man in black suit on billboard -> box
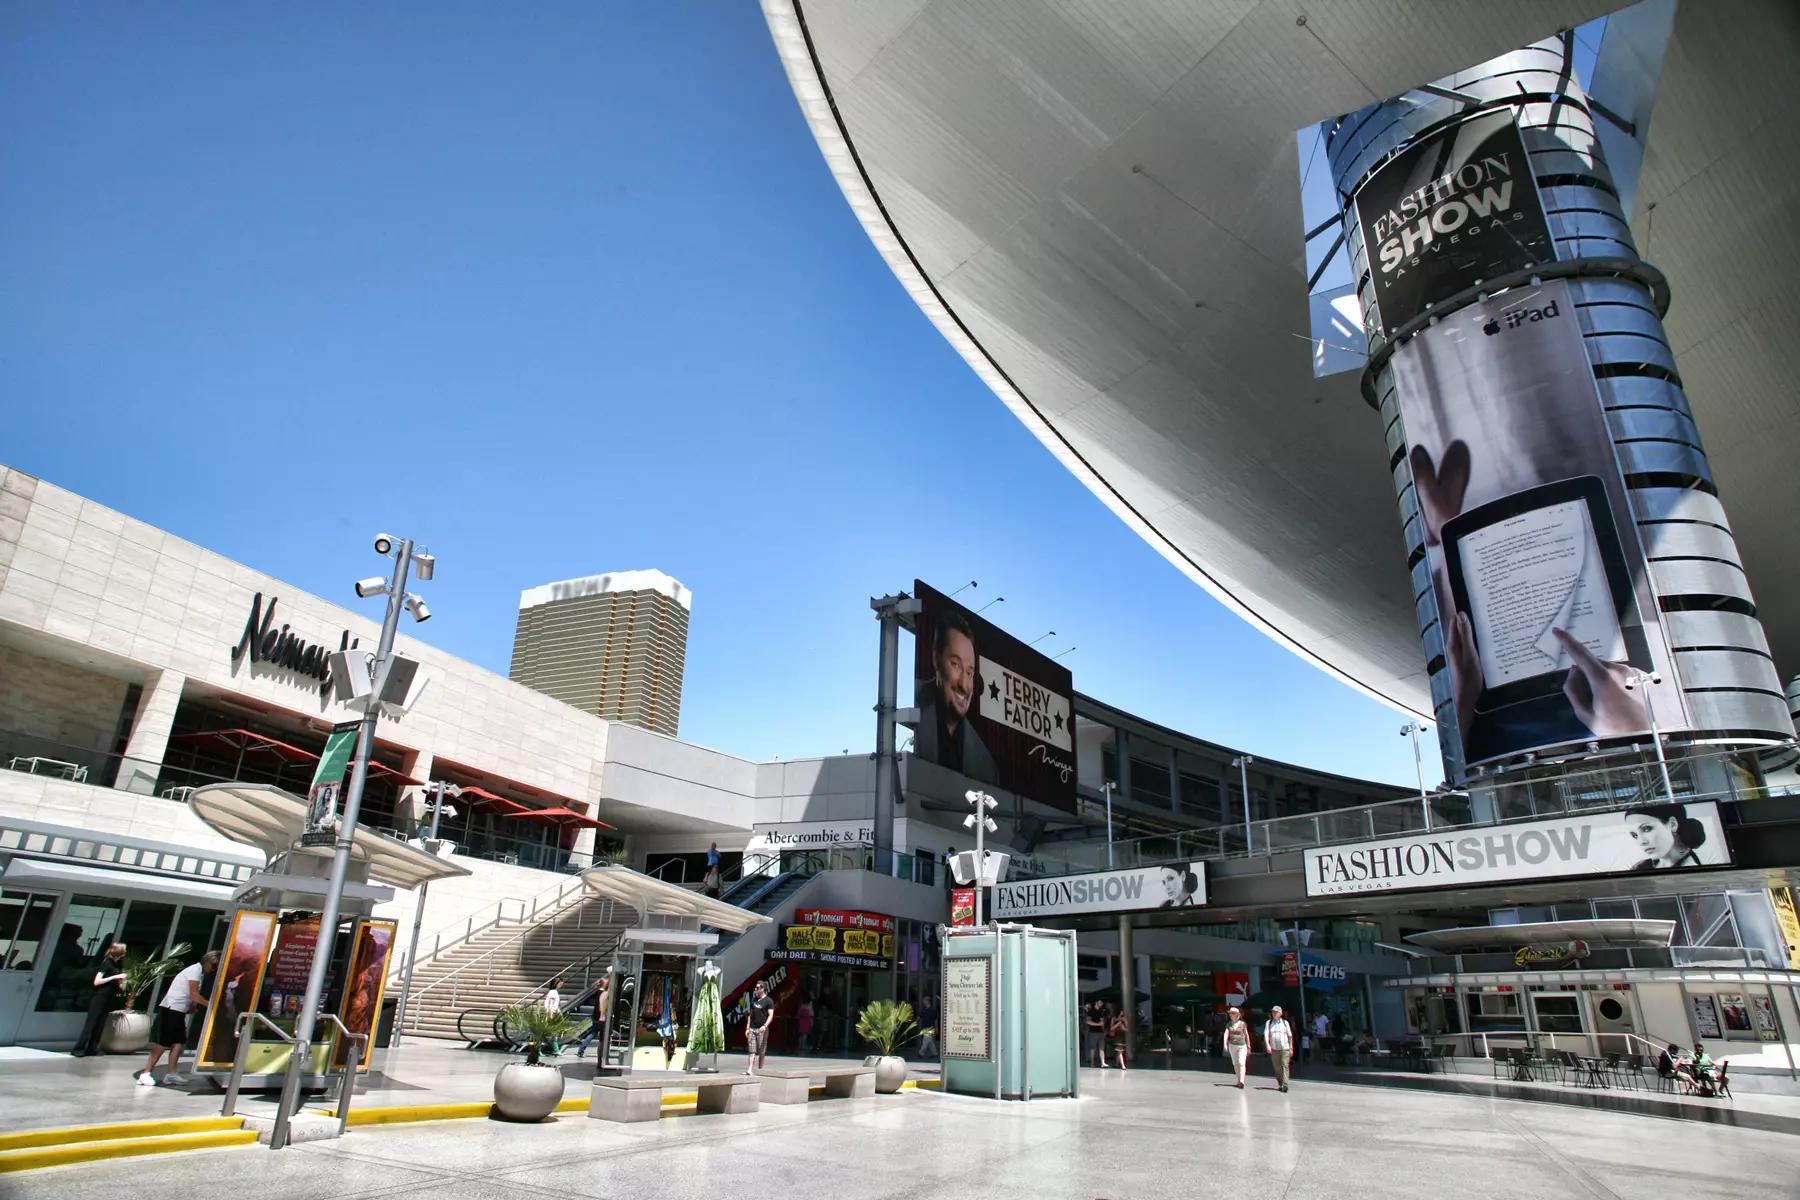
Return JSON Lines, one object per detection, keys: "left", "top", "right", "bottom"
{"left": 914, "top": 608, "right": 1000, "bottom": 785}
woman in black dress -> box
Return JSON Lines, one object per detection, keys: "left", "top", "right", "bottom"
{"left": 70, "top": 942, "right": 127, "bottom": 1057}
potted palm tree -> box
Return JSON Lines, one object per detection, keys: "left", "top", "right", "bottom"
{"left": 856, "top": 999, "right": 932, "bottom": 1094}
{"left": 493, "top": 1002, "right": 580, "bottom": 1121}
{"left": 102, "top": 942, "right": 190, "bottom": 1054}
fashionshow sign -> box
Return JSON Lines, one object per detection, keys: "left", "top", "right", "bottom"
{"left": 992, "top": 862, "right": 1206, "bottom": 919}
{"left": 1303, "top": 802, "right": 1729, "bottom": 897}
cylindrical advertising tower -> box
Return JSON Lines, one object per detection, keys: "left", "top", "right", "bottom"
{"left": 1326, "top": 36, "right": 1792, "bottom": 784}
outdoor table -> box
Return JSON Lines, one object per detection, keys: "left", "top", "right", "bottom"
{"left": 1573, "top": 1057, "right": 1608, "bottom": 1088}
{"left": 1509, "top": 1053, "right": 1536, "bottom": 1083}
{"left": 6, "top": 756, "right": 86, "bottom": 781}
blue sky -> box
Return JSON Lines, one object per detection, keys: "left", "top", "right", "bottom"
{"left": 2, "top": 2, "right": 1445, "bottom": 788}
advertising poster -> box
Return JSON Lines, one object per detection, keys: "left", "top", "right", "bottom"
{"left": 1717, "top": 993, "right": 1754, "bottom": 1039}
{"left": 195, "top": 909, "right": 278, "bottom": 1069}
{"left": 303, "top": 721, "right": 360, "bottom": 848}
{"left": 1304, "top": 800, "right": 1729, "bottom": 897}
{"left": 1280, "top": 951, "right": 1348, "bottom": 992}
{"left": 942, "top": 957, "right": 992, "bottom": 1060}
{"left": 993, "top": 862, "right": 1206, "bottom": 920}
{"left": 268, "top": 917, "right": 321, "bottom": 996}
{"left": 1353, "top": 108, "right": 1554, "bottom": 338}
{"left": 1753, "top": 996, "right": 1781, "bottom": 1043}
{"left": 1389, "top": 279, "right": 1686, "bottom": 774}
{"left": 950, "top": 888, "right": 976, "bottom": 927}
{"left": 770, "top": 910, "right": 896, "bottom": 969}
{"left": 913, "top": 580, "right": 1076, "bottom": 810}
{"left": 332, "top": 919, "right": 396, "bottom": 1070}
{"left": 1689, "top": 993, "right": 1722, "bottom": 1040}
{"left": 1769, "top": 887, "right": 1800, "bottom": 968}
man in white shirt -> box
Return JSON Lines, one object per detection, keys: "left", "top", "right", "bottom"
{"left": 1313, "top": 1011, "right": 1330, "bottom": 1064}
{"left": 141, "top": 951, "right": 217, "bottom": 1087}
{"left": 1264, "top": 1005, "right": 1294, "bottom": 1093}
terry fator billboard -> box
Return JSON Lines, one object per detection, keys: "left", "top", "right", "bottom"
{"left": 912, "top": 579, "right": 1076, "bottom": 810}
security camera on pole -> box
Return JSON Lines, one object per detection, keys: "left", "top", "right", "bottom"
{"left": 947, "top": 790, "right": 1010, "bottom": 926}
{"left": 272, "top": 533, "right": 434, "bottom": 1143}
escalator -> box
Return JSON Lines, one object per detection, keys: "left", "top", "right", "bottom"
{"left": 709, "top": 870, "right": 815, "bottom": 955}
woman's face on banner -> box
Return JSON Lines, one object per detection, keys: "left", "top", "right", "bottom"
{"left": 1161, "top": 870, "right": 1182, "bottom": 901}
{"left": 1625, "top": 812, "right": 1679, "bottom": 860}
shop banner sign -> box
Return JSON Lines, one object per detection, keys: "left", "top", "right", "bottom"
{"left": 195, "top": 910, "right": 278, "bottom": 1070}
{"left": 331, "top": 919, "right": 396, "bottom": 1070}
{"left": 942, "top": 957, "right": 992, "bottom": 1060}
{"left": 993, "top": 862, "right": 1206, "bottom": 919}
{"left": 793, "top": 909, "right": 894, "bottom": 934}
{"left": 1771, "top": 887, "right": 1800, "bottom": 969}
{"left": 303, "top": 721, "right": 361, "bottom": 847}
{"left": 770, "top": 921, "right": 894, "bottom": 968}
{"left": 1280, "top": 951, "right": 1348, "bottom": 991}
{"left": 1388, "top": 279, "right": 1688, "bottom": 777}
{"left": 1352, "top": 108, "right": 1554, "bottom": 338}
{"left": 1303, "top": 801, "right": 1729, "bottom": 897}
{"left": 744, "top": 821, "right": 874, "bottom": 857}
{"left": 1514, "top": 940, "right": 1588, "bottom": 968}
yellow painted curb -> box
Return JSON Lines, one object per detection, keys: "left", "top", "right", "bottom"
{"left": 0, "top": 1130, "right": 258, "bottom": 1174}
{"left": 0, "top": 1117, "right": 248, "bottom": 1154}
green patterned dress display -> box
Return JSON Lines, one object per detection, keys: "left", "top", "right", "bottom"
{"left": 687, "top": 974, "right": 724, "bottom": 1055}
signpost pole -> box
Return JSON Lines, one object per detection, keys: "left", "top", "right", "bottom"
{"left": 870, "top": 596, "right": 903, "bottom": 879}
{"left": 273, "top": 539, "right": 412, "bottom": 1145}
{"left": 1402, "top": 723, "right": 1431, "bottom": 831}
{"left": 1234, "top": 756, "right": 1254, "bottom": 853}
{"left": 1101, "top": 780, "right": 1115, "bottom": 868}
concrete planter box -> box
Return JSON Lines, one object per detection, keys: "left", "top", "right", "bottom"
{"left": 101, "top": 1010, "right": 151, "bottom": 1054}
{"left": 493, "top": 1063, "right": 566, "bottom": 1122}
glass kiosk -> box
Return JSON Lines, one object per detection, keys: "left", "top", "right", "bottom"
{"left": 185, "top": 783, "right": 469, "bottom": 1090}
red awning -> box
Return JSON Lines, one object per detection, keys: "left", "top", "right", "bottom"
{"left": 169, "top": 728, "right": 318, "bottom": 764}
{"left": 367, "top": 760, "right": 425, "bottom": 787}
{"left": 455, "top": 785, "right": 535, "bottom": 817}
{"left": 511, "top": 806, "right": 612, "bottom": 830}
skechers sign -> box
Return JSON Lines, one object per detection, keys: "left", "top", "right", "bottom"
{"left": 1303, "top": 802, "right": 1730, "bottom": 897}
{"left": 993, "top": 862, "right": 1206, "bottom": 920}
{"left": 1351, "top": 108, "right": 1554, "bottom": 337}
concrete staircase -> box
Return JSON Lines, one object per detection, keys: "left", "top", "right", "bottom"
{"left": 397, "top": 895, "right": 634, "bottom": 1042}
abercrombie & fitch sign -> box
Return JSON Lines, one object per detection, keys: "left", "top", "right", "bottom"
{"left": 229, "top": 593, "right": 356, "bottom": 695}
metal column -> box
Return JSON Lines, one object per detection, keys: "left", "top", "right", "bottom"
{"left": 1118, "top": 916, "right": 1135, "bottom": 1059}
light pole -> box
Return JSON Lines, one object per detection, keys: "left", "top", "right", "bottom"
{"left": 391, "top": 780, "right": 459, "bottom": 1049}
{"left": 1100, "top": 779, "right": 1116, "bottom": 867}
{"left": 1624, "top": 669, "right": 1674, "bottom": 801}
{"left": 1231, "top": 756, "right": 1254, "bottom": 853}
{"left": 1400, "top": 722, "right": 1431, "bottom": 831}
{"left": 962, "top": 790, "right": 999, "bottom": 925}
{"left": 273, "top": 533, "right": 431, "bottom": 1145}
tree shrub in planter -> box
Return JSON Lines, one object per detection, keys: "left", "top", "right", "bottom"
{"left": 855, "top": 1000, "right": 933, "bottom": 1094}
{"left": 493, "top": 1003, "right": 580, "bottom": 1121}
{"left": 102, "top": 942, "right": 189, "bottom": 1054}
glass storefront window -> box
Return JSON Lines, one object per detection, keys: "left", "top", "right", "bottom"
{"left": 172, "top": 906, "right": 223, "bottom": 959}
{"left": 1467, "top": 991, "right": 1523, "bottom": 1032}
{"left": 35, "top": 894, "right": 124, "bottom": 1012}
{"left": 0, "top": 890, "right": 57, "bottom": 971}
{"left": 1533, "top": 994, "right": 1582, "bottom": 1034}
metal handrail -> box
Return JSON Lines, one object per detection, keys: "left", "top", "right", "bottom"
{"left": 402, "top": 898, "right": 619, "bottom": 1026}
{"left": 219, "top": 1012, "right": 365, "bottom": 1149}
{"left": 387, "top": 872, "right": 590, "bottom": 984}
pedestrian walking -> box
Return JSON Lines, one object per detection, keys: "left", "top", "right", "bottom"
{"left": 143, "top": 950, "right": 217, "bottom": 1086}
{"left": 1084, "top": 998, "right": 1107, "bottom": 1067}
{"left": 702, "top": 862, "right": 722, "bottom": 899}
{"left": 1223, "top": 1005, "right": 1251, "bottom": 1088}
{"left": 1108, "top": 1006, "right": 1130, "bottom": 1070}
{"left": 575, "top": 976, "right": 610, "bottom": 1057}
{"left": 70, "top": 942, "right": 127, "bottom": 1058}
{"left": 917, "top": 993, "right": 938, "bottom": 1058}
{"left": 1265, "top": 1005, "right": 1294, "bottom": 1093}
{"left": 797, "top": 997, "right": 814, "bottom": 1054}
{"left": 745, "top": 980, "right": 774, "bottom": 1075}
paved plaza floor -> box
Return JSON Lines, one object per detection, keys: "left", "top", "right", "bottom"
{"left": 6, "top": 1059, "right": 1799, "bottom": 1199}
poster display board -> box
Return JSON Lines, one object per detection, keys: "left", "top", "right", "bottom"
{"left": 1304, "top": 801, "right": 1729, "bottom": 897}
{"left": 1689, "top": 993, "right": 1722, "bottom": 1040}
{"left": 942, "top": 957, "right": 993, "bottom": 1061}
{"left": 332, "top": 919, "right": 397, "bottom": 1070}
{"left": 1753, "top": 996, "right": 1782, "bottom": 1043}
{"left": 1387, "top": 280, "right": 1687, "bottom": 775}
{"left": 195, "top": 910, "right": 279, "bottom": 1069}
{"left": 913, "top": 580, "right": 1076, "bottom": 810}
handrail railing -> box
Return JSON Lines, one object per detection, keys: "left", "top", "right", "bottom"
{"left": 1022, "top": 746, "right": 1772, "bottom": 877}
{"left": 402, "top": 898, "right": 619, "bottom": 1028}
{"left": 1422, "top": 1029, "right": 1680, "bottom": 1063}
{"left": 388, "top": 872, "right": 591, "bottom": 984}
{"left": 220, "top": 1012, "right": 365, "bottom": 1149}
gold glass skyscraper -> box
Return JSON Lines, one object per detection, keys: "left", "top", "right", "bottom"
{"left": 508, "top": 570, "right": 691, "bottom": 736}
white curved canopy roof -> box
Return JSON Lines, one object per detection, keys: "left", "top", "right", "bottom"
{"left": 1407, "top": 918, "right": 1676, "bottom": 953}
{"left": 189, "top": 783, "right": 471, "bottom": 891}
{"left": 581, "top": 863, "right": 774, "bottom": 933}
{"left": 765, "top": 0, "right": 1800, "bottom": 715}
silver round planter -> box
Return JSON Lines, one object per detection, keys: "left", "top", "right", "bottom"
{"left": 493, "top": 1062, "right": 567, "bottom": 1122}
{"left": 100, "top": 1010, "right": 151, "bottom": 1054}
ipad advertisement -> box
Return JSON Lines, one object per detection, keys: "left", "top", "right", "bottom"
{"left": 1304, "top": 800, "right": 1730, "bottom": 897}
{"left": 913, "top": 579, "right": 1077, "bottom": 811}
{"left": 1389, "top": 279, "right": 1686, "bottom": 775}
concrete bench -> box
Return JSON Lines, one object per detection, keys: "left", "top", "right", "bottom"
{"left": 588, "top": 1074, "right": 764, "bottom": 1122}
{"left": 753, "top": 1066, "right": 877, "bottom": 1105}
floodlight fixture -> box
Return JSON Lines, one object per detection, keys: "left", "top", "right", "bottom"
{"left": 404, "top": 594, "right": 431, "bottom": 623}
{"left": 411, "top": 553, "right": 435, "bottom": 581}
{"left": 355, "top": 577, "right": 389, "bottom": 599}
{"left": 373, "top": 533, "right": 396, "bottom": 556}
